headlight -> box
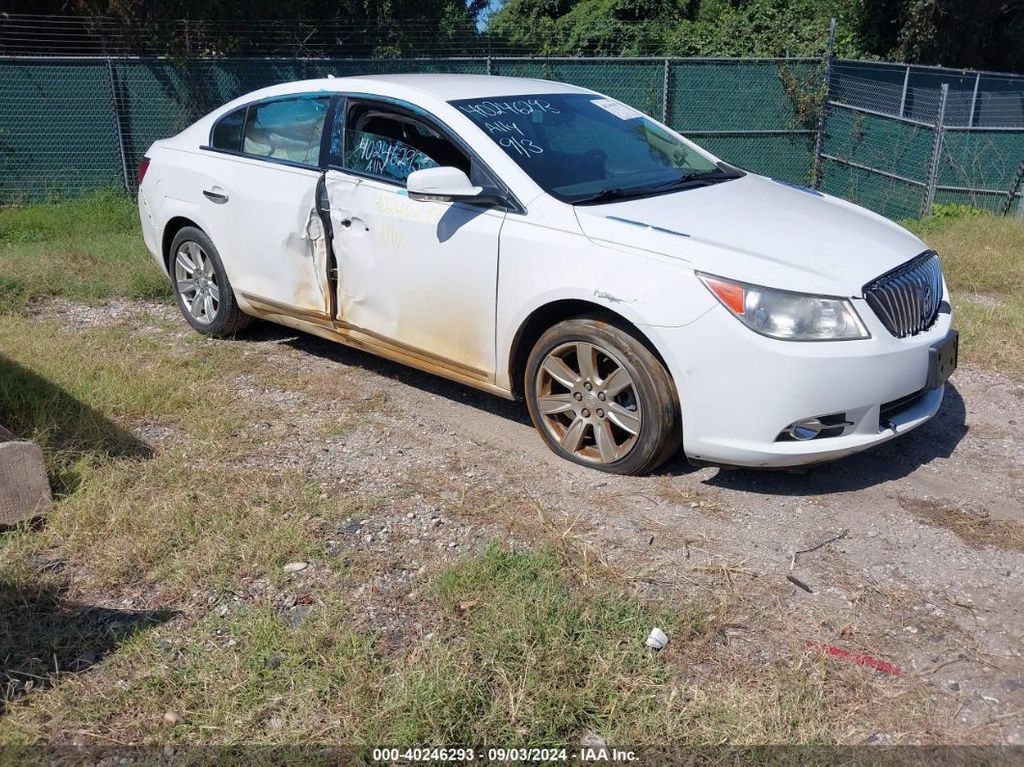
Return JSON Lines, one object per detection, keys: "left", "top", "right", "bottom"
{"left": 698, "top": 273, "right": 870, "bottom": 341}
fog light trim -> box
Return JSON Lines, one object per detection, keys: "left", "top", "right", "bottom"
{"left": 775, "top": 413, "right": 851, "bottom": 443}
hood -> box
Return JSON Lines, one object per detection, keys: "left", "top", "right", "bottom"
{"left": 573, "top": 173, "right": 928, "bottom": 297}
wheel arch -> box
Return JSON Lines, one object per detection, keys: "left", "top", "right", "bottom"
{"left": 507, "top": 298, "right": 674, "bottom": 401}
{"left": 162, "top": 216, "right": 203, "bottom": 274}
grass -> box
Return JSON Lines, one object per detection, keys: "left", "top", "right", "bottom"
{"left": 3, "top": 538, "right": 906, "bottom": 747}
{"left": 1, "top": 190, "right": 1002, "bottom": 747}
{"left": 906, "top": 208, "right": 1024, "bottom": 378}
{"left": 0, "top": 190, "right": 168, "bottom": 313}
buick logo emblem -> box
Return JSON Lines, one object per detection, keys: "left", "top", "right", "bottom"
{"left": 920, "top": 284, "right": 933, "bottom": 319}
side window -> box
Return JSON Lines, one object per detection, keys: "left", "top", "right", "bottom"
{"left": 331, "top": 102, "right": 471, "bottom": 184}
{"left": 242, "top": 96, "right": 329, "bottom": 165}
{"left": 211, "top": 106, "right": 246, "bottom": 151}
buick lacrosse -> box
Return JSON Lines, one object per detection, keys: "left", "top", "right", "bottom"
{"left": 138, "top": 74, "right": 957, "bottom": 475}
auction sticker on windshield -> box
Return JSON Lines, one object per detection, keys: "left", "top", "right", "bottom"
{"left": 590, "top": 98, "right": 643, "bottom": 120}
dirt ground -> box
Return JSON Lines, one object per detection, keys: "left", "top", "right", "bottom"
{"left": 33, "top": 299, "right": 1024, "bottom": 743}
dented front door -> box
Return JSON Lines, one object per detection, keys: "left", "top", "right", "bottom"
{"left": 210, "top": 156, "right": 330, "bottom": 316}
{"left": 324, "top": 171, "right": 505, "bottom": 380}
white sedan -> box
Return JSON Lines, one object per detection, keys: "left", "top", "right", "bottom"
{"left": 137, "top": 74, "right": 958, "bottom": 475}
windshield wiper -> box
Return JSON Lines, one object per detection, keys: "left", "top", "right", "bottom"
{"left": 571, "top": 165, "right": 743, "bottom": 205}
{"left": 646, "top": 165, "right": 743, "bottom": 192}
{"left": 570, "top": 185, "right": 652, "bottom": 205}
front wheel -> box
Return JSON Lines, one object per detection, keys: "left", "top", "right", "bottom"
{"left": 525, "top": 318, "right": 682, "bottom": 475}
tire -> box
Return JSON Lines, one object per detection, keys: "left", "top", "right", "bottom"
{"left": 525, "top": 317, "right": 682, "bottom": 475}
{"left": 169, "top": 226, "right": 252, "bottom": 337}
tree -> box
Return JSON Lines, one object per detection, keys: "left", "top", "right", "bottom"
{"left": 486, "top": 0, "right": 1024, "bottom": 70}
{"left": 487, "top": 0, "right": 857, "bottom": 57}
{"left": 666, "top": 0, "right": 858, "bottom": 57}
{"left": 4, "top": 0, "right": 1023, "bottom": 69}
{"left": 858, "top": 0, "right": 1024, "bottom": 72}
{"left": 2, "top": 0, "right": 490, "bottom": 56}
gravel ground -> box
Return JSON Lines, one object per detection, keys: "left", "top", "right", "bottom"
{"left": 34, "top": 299, "right": 1024, "bottom": 743}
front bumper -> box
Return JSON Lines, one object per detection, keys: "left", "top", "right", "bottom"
{"left": 646, "top": 298, "right": 953, "bottom": 468}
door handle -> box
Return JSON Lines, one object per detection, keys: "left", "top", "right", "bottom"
{"left": 203, "top": 189, "right": 228, "bottom": 203}
{"left": 339, "top": 216, "right": 368, "bottom": 232}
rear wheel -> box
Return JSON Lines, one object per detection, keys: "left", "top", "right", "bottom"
{"left": 169, "top": 226, "right": 252, "bottom": 337}
{"left": 525, "top": 318, "right": 681, "bottom": 475}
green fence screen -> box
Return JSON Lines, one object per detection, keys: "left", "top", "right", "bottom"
{"left": 1, "top": 56, "right": 1021, "bottom": 219}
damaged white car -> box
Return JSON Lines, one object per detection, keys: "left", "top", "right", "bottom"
{"left": 138, "top": 74, "right": 957, "bottom": 475}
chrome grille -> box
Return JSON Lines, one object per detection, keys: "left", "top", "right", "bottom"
{"left": 863, "top": 251, "right": 943, "bottom": 338}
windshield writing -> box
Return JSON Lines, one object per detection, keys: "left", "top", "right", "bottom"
{"left": 450, "top": 93, "right": 733, "bottom": 203}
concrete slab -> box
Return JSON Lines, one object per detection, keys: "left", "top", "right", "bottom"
{"left": 0, "top": 440, "right": 52, "bottom": 526}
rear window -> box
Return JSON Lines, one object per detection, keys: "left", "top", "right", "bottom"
{"left": 211, "top": 106, "right": 246, "bottom": 152}
{"left": 242, "top": 96, "right": 329, "bottom": 165}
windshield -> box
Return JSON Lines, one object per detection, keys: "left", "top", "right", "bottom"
{"left": 449, "top": 93, "right": 739, "bottom": 204}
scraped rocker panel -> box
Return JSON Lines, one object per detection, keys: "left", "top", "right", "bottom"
{"left": 237, "top": 292, "right": 509, "bottom": 397}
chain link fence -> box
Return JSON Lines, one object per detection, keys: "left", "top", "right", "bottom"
{"left": 1, "top": 52, "right": 1022, "bottom": 220}
{"left": 825, "top": 60, "right": 1024, "bottom": 218}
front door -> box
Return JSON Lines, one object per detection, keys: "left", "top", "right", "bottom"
{"left": 324, "top": 98, "right": 505, "bottom": 380}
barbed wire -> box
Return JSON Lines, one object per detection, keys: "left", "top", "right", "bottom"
{"left": 0, "top": 12, "right": 828, "bottom": 57}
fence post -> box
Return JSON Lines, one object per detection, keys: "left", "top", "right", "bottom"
{"left": 661, "top": 59, "right": 670, "bottom": 123}
{"left": 1001, "top": 161, "right": 1024, "bottom": 217}
{"left": 969, "top": 72, "right": 980, "bottom": 127}
{"left": 105, "top": 56, "right": 131, "bottom": 195}
{"left": 811, "top": 17, "right": 836, "bottom": 189}
{"left": 921, "top": 83, "right": 949, "bottom": 218}
{"left": 899, "top": 65, "right": 910, "bottom": 118}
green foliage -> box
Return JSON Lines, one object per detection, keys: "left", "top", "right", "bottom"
{"left": 556, "top": 0, "right": 686, "bottom": 56}
{"left": 9, "top": 0, "right": 1024, "bottom": 68}
{"left": 778, "top": 63, "right": 827, "bottom": 131}
{"left": 923, "top": 203, "right": 993, "bottom": 222}
{"left": 667, "top": 0, "right": 859, "bottom": 57}
{"left": 489, "top": 0, "right": 859, "bottom": 57}
{"left": 487, "top": 0, "right": 1023, "bottom": 69}
{"left": 8, "top": 0, "right": 488, "bottom": 57}
{"left": 857, "top": 0, "right": 1024, "bottom": 71}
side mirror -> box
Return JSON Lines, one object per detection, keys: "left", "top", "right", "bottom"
{"left": 406, "top": 166, "right": 482, "bottom": 202}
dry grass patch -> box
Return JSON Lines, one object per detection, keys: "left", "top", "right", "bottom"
{"left": 897, "top": 496, "right": 1024, "bottom": 553}
{"left": 907, "top": 212, "right": 1024, "bottom": 379}
{"left": 0, "top": 314, "right": 251, "bottom": 445}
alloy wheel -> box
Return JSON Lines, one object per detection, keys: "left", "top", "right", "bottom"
{"left": 534, "top": 341, "right": 642, "bottom": 464}
{"left": 174, "top": 241, "right": 220, "bottom": 325}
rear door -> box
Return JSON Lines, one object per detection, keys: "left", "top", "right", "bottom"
{"left": 323, "top": 98, "right": 506, "bottom": 381}
{"left": 195, "top": 94, "right": 332, "bottom": 316}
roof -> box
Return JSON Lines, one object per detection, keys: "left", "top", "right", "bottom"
{"left": 345, "top": 73, "right": 593, "bottom": 100}
{"left": 187, "top": 73, "right": 600, "bottom": 137}
{"left": 229, "top": 73, "right": 596, "bottom": 105}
